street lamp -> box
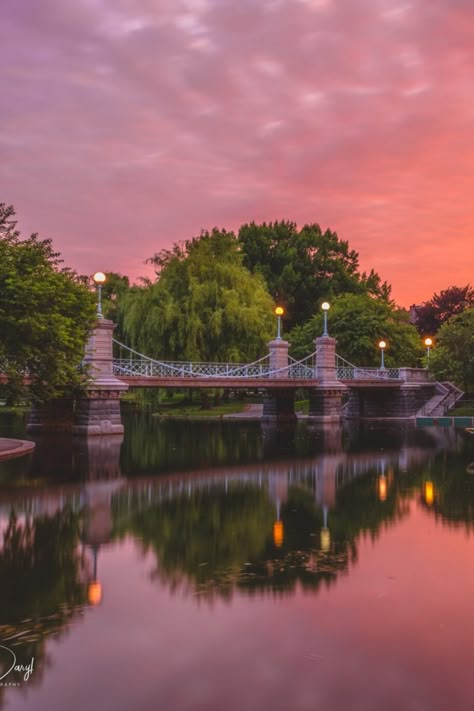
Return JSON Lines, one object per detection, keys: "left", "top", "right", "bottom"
{"left": 321, "top": 301, "right": 330, "bottom": 336}
{"left": 424, "top": 337, "right": 433, "bottom": 363}
{"left": 274, "top": 306, "right": 284, "bottom": 340}
{"left": 378, "top": 340, "right": 386, "bottom": 370}
{"left": 93, "top": 272, "right": 106, "bottom": 319}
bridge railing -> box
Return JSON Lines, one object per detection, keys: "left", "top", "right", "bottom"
{"left": 113, "top": 340, "right": 320, "bottom": 380}
{"left": 335, "top": 356, "right": 400, "bottom": 381}
{"left": 113, "top": 359, "right": 320, "bottom": 380}
{"left": 112, "top": 341, "right": 402, "bottom": 382}
{"left": 113, "top": 358, "right": 273, "bottom": 379}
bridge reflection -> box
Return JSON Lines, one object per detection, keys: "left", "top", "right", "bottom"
{"left": 0, "top": 422, "right": 465, "bottom": 605}
{"left": 0, "top": 421, "right": 472, "bottom": 701}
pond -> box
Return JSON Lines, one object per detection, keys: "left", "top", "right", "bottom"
{"left": 0, "top": 411, "right": 474, "bottom": 711}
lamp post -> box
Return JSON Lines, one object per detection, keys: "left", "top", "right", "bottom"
{"left": 424, "top": 337, "right": 433, "bottom": 363}
{"left": 321, "top": 301, "right": 330, "bottom": 336}
{"left": 93, "top": 272, "right": 106, "bottom": 319}
{"left": 274, "top": 306, "right": 284, "bottom": 340}
{"left": 378, "top": 340, "right": 386, "bottom": 370}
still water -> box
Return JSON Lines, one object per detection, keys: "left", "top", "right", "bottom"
{"left": 0, "top": 411, "right": 474, "bottom": 711}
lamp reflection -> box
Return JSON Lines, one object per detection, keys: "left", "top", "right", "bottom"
{"left": 320, "top": 527, "right": 331, "bottom": 552}
{"left": 86, "top": 544, "right": 103, "bottom": 606}
{"left": 378, "top": 474, "right": 387, "bottom": 501}
{"left": 273, "top": 520, "right": 284, "bottom": 547}
{"left": 88, "top": 581, "right": 103, "bottom": 606}
{"left": 320, "top": 505, "right": 331, "bottom": 551}
{"left": 424, "top": 481, "right": 434, "bottom": 506}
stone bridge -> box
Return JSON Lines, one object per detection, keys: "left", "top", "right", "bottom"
{"left": 26, "top": 317, "right": 462, "bottom": 435}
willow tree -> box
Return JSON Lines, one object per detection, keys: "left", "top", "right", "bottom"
{"left": 121, "top": 229, "right": 274, "bottom": 362}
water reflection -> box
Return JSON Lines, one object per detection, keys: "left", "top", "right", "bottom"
{"left": 0, "top": 415, "right": 473, "bottom": 708}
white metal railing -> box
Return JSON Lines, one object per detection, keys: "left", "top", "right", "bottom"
{"left": 112, "top": 340, "right": 402, "bottom": 382}
{"left": 113, "top": 358, "right": 273, "bottom": 378}
{"left": 113, "top": 341, "right": 319, "bottom": 380}
{"left": 335, "top": 355, "right": 400, "bottom": 381}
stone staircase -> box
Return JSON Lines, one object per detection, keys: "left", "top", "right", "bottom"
{"left": 417, "top": 381, "right": 464, "bottom": 417}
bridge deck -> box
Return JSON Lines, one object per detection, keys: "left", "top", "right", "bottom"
{"left": 117, "top": 376, "right": 403, "bottom": 388}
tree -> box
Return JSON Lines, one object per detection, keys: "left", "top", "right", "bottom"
{"left": 121, "top": 229, "right": 274, "bottom": 362}
{"left": 411, "top": 285, "right": 474, "bottom": 336}
{"left": 288, "top": 293, "right": 423, "bottom": 367}
{"left": 428, "top": 308, "right": 474, "bottom": 393}
{"left": 0, "top": 203, "right": 96, "bottom": 403}
{"left": 99, "top": 272, "right": 130, "bottom": 323}
{"left": 238, "top": 221, "right": 391, "bottom": 329}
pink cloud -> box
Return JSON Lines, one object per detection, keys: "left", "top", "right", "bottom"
{"left": 1, "top": 0, "right": 473, "bottom": 305}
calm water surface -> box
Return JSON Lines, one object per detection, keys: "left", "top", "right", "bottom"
{"left": 0, "top": 411, "right": 474, "bottom": 711}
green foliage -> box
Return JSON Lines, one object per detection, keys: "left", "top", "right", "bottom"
{"left": 288, "top": 293, "right": 424, "bottom": 366}
{"left": 121, "top": 229, "right": 274, "bottom": 361}
{"left": 429, "top": 308, "right": 474, "bottom": 393}
{"left": 0, "top": 508, "right": 87, "bottom": 696}
{"left": 238, "top": 221, "right": 392, "bottom": 329}
{"left": 412, "top": 284, "right": 474, "bottom": 336}
{"left": 0, "top": 203, "right": 96, "bottom": 403}
{"left": 114, "top": 487, "right": 276, "bottom": 596}
{"left": 99, "top": 271, "right": 130, "bottom": 327}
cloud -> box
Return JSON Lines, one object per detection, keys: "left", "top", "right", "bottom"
{"left": 1, "top": 0, "right": 473, "bottom": 304}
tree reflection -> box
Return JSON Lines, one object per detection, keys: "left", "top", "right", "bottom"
{"left": 416, "top": 438, "right": 474, "bottom": 529}
{"left": 114, "top": 466, "right": 411, "bottom": 601}
{"left": 0, "top": 509, "right": 87, "bottom": 705}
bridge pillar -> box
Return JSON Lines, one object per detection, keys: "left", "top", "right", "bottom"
{"left": 72, "top": 319, "right": 128, "bottom": 436}
{"left": 268, "top": 338, "right": 290, "bottom": 377}
{"left": 263, "top": 338, "right": 296, "bottom": 422}
{"left": 309, "top": 336, "right": 346, "bottom": 422}
{"left": 345, "top": 384, "right": 435, "bottom": 419}
{"left": 262, "top": 389, "right": 296, "bottom": 423}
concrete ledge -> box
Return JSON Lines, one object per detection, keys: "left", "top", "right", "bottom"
{"left": 0, "top": 438, "right": 36, "bottom": 462}
{"left": 417, "top": 416, "right": 474, "bottom": 427}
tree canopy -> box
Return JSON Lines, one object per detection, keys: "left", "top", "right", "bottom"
{"left": 288, "top": 293, "right": 423, "bottom": 367}
{"left": 121, "top": 229, "right": 275, "bottom": 362}
{"left": 428, "top": 308, "right": 474, "bottom": 393}
{"left": 0, "top": 203, "right": 96, "bottom": 403}
{"left": 238, "top": 221, "right": 391, "bottom": 329}
{"left": 411, "top": 285, "right": 474, "bottom": 336}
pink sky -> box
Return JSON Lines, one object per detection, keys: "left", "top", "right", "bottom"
{"left": 1, "top": 0, "right": 473, "bottom": 306}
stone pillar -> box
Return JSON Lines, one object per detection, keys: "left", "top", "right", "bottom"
{"left": 308, "top": 387, "right": 346, "bottom": 422}
{"left": 309, "top": 335, "right": 346, "bottom": 422}
{"left": 268, "top": 338, "right": 290, "bottom": 378}
{"left": 73, "top": 319, "right": 128, "bottom": 436}
{"left": 315, "top": 335, "right": 337, "bottom": 382}
{"left": 262, "top": 338, "right": 295, "bottom": 422}
{"left": 262, "top": 389, "right": 296, "bottom": 423}
{"left": 345, "top": 389, "right": 361, "bottom": 419}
